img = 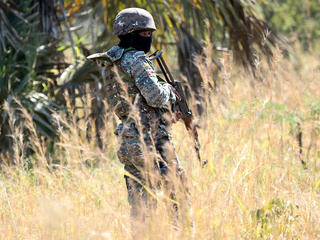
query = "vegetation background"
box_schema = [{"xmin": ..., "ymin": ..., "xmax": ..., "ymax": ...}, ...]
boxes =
[{"xmin": 0, "ymin": 0, "xmax": 320, "ymax": 239}]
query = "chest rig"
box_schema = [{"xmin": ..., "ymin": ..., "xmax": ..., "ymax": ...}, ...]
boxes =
[{"xmin": 104, "ymin": 49, "xmax": 140, "ymax": 120}]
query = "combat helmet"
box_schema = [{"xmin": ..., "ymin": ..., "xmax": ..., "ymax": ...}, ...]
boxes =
[{"xmin": 113, "ymin": 8, "xmax": 156, "ymax": 36}]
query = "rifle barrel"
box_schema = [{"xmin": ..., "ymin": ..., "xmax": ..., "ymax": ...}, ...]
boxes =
[{"xmin": 158, "ymin": 54, "xmax": 175, "ymax": 83}]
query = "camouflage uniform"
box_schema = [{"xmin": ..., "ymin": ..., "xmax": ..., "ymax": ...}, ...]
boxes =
[
  {"xmin": 88, "ymin": 8, "xmax": 186, "ymax": 225},
  {"xmin": 89, "ymin": 46, "xmax": 183, "ymax": 218}
]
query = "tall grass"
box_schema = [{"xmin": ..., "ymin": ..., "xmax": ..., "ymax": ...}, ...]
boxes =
[{"xmin": 1, "ymin": 46, "xmax": 320, "ymax": 239}]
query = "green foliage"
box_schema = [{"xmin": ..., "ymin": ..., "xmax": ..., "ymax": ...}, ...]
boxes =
[
  {"xmin": 0, "ymin": 0, "xmax": 315, "ymax": 161},
  {"xmin": 0, "ymin": 0, "xmax": 64, "ymax": 158},
  {"xmin": 261, "ymin": 0, "xmax": 320, "ymax": 51},
  {"xmin": 252, "ymin": 198, "xmax": 300, "ymax": 237},
  {"xmin": 309, "ymin": 100, "xmax": 320, "ymax": 117}
]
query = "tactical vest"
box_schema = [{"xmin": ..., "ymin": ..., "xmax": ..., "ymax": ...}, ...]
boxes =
[{"xmin": 104, "ymin": 50, "xmax": 139, "ymax": 119}]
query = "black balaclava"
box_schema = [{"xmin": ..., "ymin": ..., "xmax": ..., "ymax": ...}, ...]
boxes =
[{"xmin": 118, "ymin": 31, "xmax": 152, "ymax": 54}]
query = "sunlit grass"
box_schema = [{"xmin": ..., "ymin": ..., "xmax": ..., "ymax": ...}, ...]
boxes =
[{"xmin": 1, "ymin": 47, "xmax": 320, "ymax": 239}]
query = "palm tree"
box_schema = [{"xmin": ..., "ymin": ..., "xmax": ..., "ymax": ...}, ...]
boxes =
[
  {"xmin": 0, "ymin": 0, "xmax": 287, "ymax": 159},
  {"xmin": 0, "ymin": 0, "xmax": 65, "ymax": 160},
  {"xmin": 66, "ymin": 0, "xmax": 287, "ymax": 113},
  {"xmin": 60, "ymin": 0, "xmax": 287, "ymax": 113}
]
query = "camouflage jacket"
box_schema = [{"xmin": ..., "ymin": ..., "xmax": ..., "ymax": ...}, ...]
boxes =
[{"xmin": 88, "ymin": 46, "xmax": 177, "ymax": 139}]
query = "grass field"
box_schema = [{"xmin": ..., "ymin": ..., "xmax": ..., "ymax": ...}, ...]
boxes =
[{"xmin": 1, "ymin": 47, "xmax": 320, "ymax": 239}]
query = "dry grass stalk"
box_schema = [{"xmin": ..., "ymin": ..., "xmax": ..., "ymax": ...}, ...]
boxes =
[{"xmin": 0, "ymin": 45, "xmax": 320, "ymax": 239}]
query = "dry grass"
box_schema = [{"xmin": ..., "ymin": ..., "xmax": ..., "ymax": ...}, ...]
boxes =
[{"xmin": 1, "ymin": 46, "xmax": 320, "ymax": 239}]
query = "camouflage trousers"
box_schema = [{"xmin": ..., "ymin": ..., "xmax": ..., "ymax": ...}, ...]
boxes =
[{"xmin": 116, "ymin": 124, "xmax": 186, "ymax": 222}]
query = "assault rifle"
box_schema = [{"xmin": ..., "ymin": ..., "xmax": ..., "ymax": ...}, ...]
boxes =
[{"xmin": 149, "ymin": 50, "xmax": 207, "ymax": 167}]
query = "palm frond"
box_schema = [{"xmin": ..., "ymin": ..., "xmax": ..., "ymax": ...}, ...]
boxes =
[
  {"xmin": 38, "ymin": 0, "xmax": 59, "ymax": 38},
  {"xmin": 0, "ymin": 0, "xmax": 26, "ymax": 53}
]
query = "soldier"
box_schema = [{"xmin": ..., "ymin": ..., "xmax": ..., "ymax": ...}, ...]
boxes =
[{"xmin": 88, "ymin": 7, "xmax": 188, "ymax": 235}]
